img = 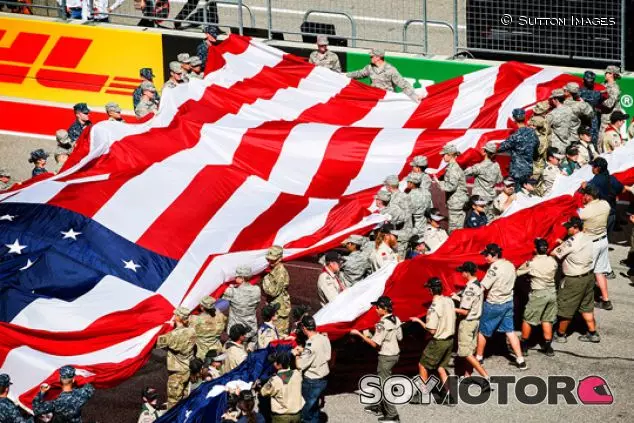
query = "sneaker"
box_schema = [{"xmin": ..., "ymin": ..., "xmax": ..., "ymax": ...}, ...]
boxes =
[
  {"xmin": 542, "ymin": 344, "xmax": 555, "ymax": 357},
  {"xmin": 364, "ymin": 406, "xmax": 382, "ymax": 416},
  {"xmin": 619, "ymin": 259, "xmax": 632, "ymax": 267},
  {"xmin": 378, "ymin": 416, "xmax": 400, "ymax": 422},
  {"xmin": 553, "ymin": 332, "xmax": 568, "ymax": 343},
  {"xmin": 605, "ymin": 271, "xmax": 616, "ymax": 280},
  {"xmin": 578, "ymin": 333, "xmax": 601, "ymax": 343},
  {"xmin": 595, "ymin": 300, "xmax": 614, "ymax": 310},
  {"xmin": 517, "ymin": 360, "xmax": 528, "ymax": 370}
]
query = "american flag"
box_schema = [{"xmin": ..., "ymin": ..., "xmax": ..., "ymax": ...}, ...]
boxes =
[{"xmin": 0, "ymin": 34, "xmax": 602, "ymax": 408}]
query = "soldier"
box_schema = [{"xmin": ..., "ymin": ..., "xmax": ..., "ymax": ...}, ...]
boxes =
[
  {"xmin": 223, "ymin": 324, "xmax": 248, "ymax": 373},
  {"xmin": 347, "ymin": 48, "xmax": 420, "ymax": 102},
  {"xmin": 551, "ymin": 217, "xmax": 600, "ymax": 343},
  {"xmin": 33, "ymin": 400, "xmax": 55, "ymax": 423},
  {"xmin": 406, "ymin": 173, "xmax": 432, "ymax": 235},
  {"xmin": 256, "ymin": 303, "xmax": 281, "ymax": 349},
  {"xmin": 137, "ymin": 387, "xmax": 164, "ymax": 423},
  {"xmin": 559, "ymin": 145, "xmax": 581, "ymax": 176},
  {"xmin": 374, "ymin": 191, "xmax": 406, "ymax": 245},
  {"xmin": 384, "ymin": 174, "xmax": 413, "ymax": 256},
  {"xmin": 133, "ymin": 68, "xmax": 160, "ymax": 110},
  {"xmin": 498, "ymin": 108, "xmax": 539, "ymax": 188},
  {"xmin": 537, "ymin": 147, "xmax": 565, "ymax": 197},
  {"xmin": 197, "ymin": 26, "xmax": 218, "ymax": 73},
  {"xmin": 54, "ymin": 148, "xmax": 70, "ymax": 172},
  {"xmin": 475, "ymin": 244, "xmax": 527, "ymax": 369},
  {"xmin": 29, "ymin": 149, "xmax": 49, "ymax": 178},
  {"xmin": 517, "ymin": 239, "xmax": 558, "ymax": 357},
  {"xmin": 308, "ymin": 35, "xmax": 342, "ymax": 73},
  {"xmin": 464, "ymin": 195, "xmax": 488, "ymax": 229},
  {"xmin": 223, "ymin": 265, "xmax": 261, "ymax": 341},
  {"xmin": 68, "ymin": 103, "xmax": 92, "ymax": 143},
  {"xmin": 156, "ymin": 307, "xmax": 196, "ymax": 409},
  {"xmin": 263, "ymin": 246, "xmax": 292, "ymax": 336},
  {"xmin": 163, "ymin": 62, "xmax": 185, "ymax": 91},
  {"xmin": 0, "ymin": 374, "xmax": 29, "ymax": 423},
  {"xmin": 105, "ymin": 102, "xmax": 123, "ymax": 122},
  {"xmin": 575, "ymin": 126, "xmax": 598, "ymax": 166},
  {"xmin": 563, "ymin": 82, "xmax": 594, "ymax": 144},
  {"xmin": 176, "ymin": 53, "xmax": 191, "ymax": 83},
  {"xmin": 546, "ymin": 89, "xmax": 574, "ymax": 153},
  {"xmin": 260, "ymin": 352, "xmax": 304, "ymax": 423},
  {"xmin": 0, "ymin": 169, "xmax": 12, "ymax": 191},
  {"xmin": 340, "ymin": 234, "xmax": 371, "ymax": 286},
  {"xmin": 491, "ymin": 177, "xmax": 516, "ymax": 217},
  {"xmin": 599, "ymin": 65, "xmax": 622, "ymax": 136},
  {"xmin": 528, "ymin": 101, "xmax": 551, "ymax": 177},
  {"xmin": 292, "ymin": 315, "xmax": 331, "ymax": 423},
  {"xmin": 33, "ymin": 365, "xmax": 95, "ymax": 423},
  {"xmin": 189, "ymin": 295, "xmax": 227, "ymax": 360},
  {"xmin": 601, "ymin": 111, "xmax": 629, "ymax": 153},
  {"xmin": 135, "ymin": 81, "xmax": 160, "ymax": 118},
  {"xmin": 188, "ymin": 56, "xmax": 204, "ymax": 80},
  {"xmin": 317, "ymin": 251, "xmax": 346, "ymax": 307},
  {"xmin": 579, "ymin": 70, "xmax": 603, "ymax": 146},
  {"xmin": 407, "ymin": 155, "xmax": 432, "ymax": 197},
  {"xmin": 349, "ymin": 296, "xmax": 402, "ymax": 422},
  {"xmin": 420, "ymin": 208, "xmax": 448, "ymax": 254},
  {"xmin": 56, "ymin": 129, "xmax": 74, "ymax": 153},
  {"xmin": 464, "ymin": 141, "xmax": 503, "ymax": 221},
  {"xmin": 432, "ymin": 144, "xmax": 468, "ymax": 233}
]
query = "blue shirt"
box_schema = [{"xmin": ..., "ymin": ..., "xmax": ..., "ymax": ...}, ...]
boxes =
[
  {"xmin": 32, "ymin": 167, "xmax": 48, "ymax": 178},
  {"xmin": 464, "ymin": 209, "xmax": 488, "ymax": 228},
  {"xmin": 588, "ymin": 173, "xmax": 624, "ymax": 211}
]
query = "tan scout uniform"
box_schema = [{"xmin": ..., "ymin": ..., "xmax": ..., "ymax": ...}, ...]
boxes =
[
  {"xmin": 317, "ymin": 268, "xmax": 346, "ymax": 307},
  {"xmin": 538, "ymin": 162, "xmax": 561, "ymax": 197},
  {"xmin": 189, "ymin": 298, "xmax": 227, "ymax": 360},
  {"xmin": 517, "ymin": 255, "xmax": 558, "ymax": 325},
  {"xmin": 552, "ymin": 232, "xmax": 595, "ymax": 319},
  {"xmin": 256, "ymin": 322, "xmax": 280, "ymax": 350},
  {"xmin": 420, "ymin": 226, "xmax": 448, "ymax": 254},
  {"xmin": 369, "ymin": 241, "xmax": 398, "ymax": 271},
  {"xmin": 297, "ymin": 333, "xmax": 331, "ymax": 379},
  {"xmin": 372, "ymin": 314, "xmax": 403, "ymax": 418},
  {"xmin": 157, "ymin": 316, "xmax": 197, "ymax": 409},
  {"xmin": 261, "ymin": 369, "xmax": 304, "ymax": 422},
  {"xmin": 308, "ymin": 50, "xmax": 341, "ymax": 73},
  {"xmin": 576, "ymin": 139, "xmax": 598, "ymax": 167},
  {"xmin": 480, "ymin": 259, "xmax": 516, "ymax": 304},
  {"xmin": 579, "ymin": 199, "xmax": 611, "ymax": 274},
  {"xmin": 420, "ymin": 296, "xmax": 455, "ymax": 369},
  {"xmin": 456, "ymin": 279, "xmax": 483, "ymax": 357},
  {"xmin": 223, "ymin": 340, "xmax": 247, "ymax": 374},
  {"xmin": 601, "ymin": 125, "xmax": 624, "ymax": 153},
  {"xmin": 264, "ymin": 246, "xmax": 291, "ymax": 336}
]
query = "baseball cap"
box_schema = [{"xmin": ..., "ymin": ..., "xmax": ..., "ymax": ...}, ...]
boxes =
[
  {"xmin": 371, "ymin": 295, "xmax": 393, "ymax": 309},
  {"xmin": 342, "ymin": 234, "xmax": 365, "ymax": 246},
  {"xmin": 483, "ymin": 141, "xmax": 498, "ymax": 154},
  {"xmin": 384, "ymin": 175, "xmax": 399, "ymax": 186},
  {"xmin": 605, "ymin": 65, "xmax": 621, "ymax": 78},
  {"xmin": 610, "ymin": 111, "xmax": 630, "ymax": 123},
  {"xmin": 583, "ymin": 70, "xmax": 596, "ymax": 81},
  {"xmin": 316, "ymin": 34, "xmax": 329, "ymax": 45},
  {"xmin": 140, "ymin": 68, "xmax": 155, "ymax": 80},
  {"xmin": 425, "ymin": 208, "xmax": 446, "ymax": 221},
  {"xmin": 472, "ymin": 195, "xmax": 487, "ymax": 206},
  {"xmin": 534, "ymin": 238, "xmax": 549, "ymax": 252},
  {"xmin": 550, "ymin": 88, "xmax": 565, "ymax": 98},
  {"xmin": 169, "ymin": 61, "xmax": 183, "ymax": 74},
  {"xmin": 480, "ymin": 243, "xmax": 502, "ymax": 256},
  {"xmin": 375, "ymin": 190, "xmax": 391, "ymax": 203},
  {"xmin": 512, "ymin": 108, "xmax": 526, "ymax": 121},
  {"xmin": 190, "ymin": 56, "xmax": 202, "ymax": 67},
  {"xmin": 55, "ymin": 129, "xmax": 71, "ymax": 144},
  {"xmin": 73, "ymin": 102, "xmax": 90, "ymax": 113},
  {"xmin": 0, "ymin": 374, "xmax": 12, "ymax": 387},
  {"xmin": 456, "ymin": 261, "xmax": 477, "ymax": 274},
  {"xmin": 59, "ymin": 365, "xmax": 76, "ymax": 379},
  {"xmin": 410, "ymin": 155, "xmax": 428, "ymax": 167},
  {"xmin": 424, "ymin": 277, "xmax": 443, "ymax": 289},
  {"xmin": 266, "ymin": 245, "xmax": 284, "ymax": 261},
  {"xmin": 177, "ymin": 53, "xmax": 191, "ymax": 64},
  {"xmin": 235, "ymin": 265, "xmax": 252, "ymax": 279},
  {"xmin": 578, "ymin": 126, "xmax": 591, "ymax": 136},
  {"xmin": 300, "ymin": 315, "xmax": 317, "ymax": 330},
  {"xmin": 140, "ymin": 80, "xmax": 156, "ymax": 92},
  {"xmin": 547, "ymin": 147, "xmax": 564, "ymax": 160},
  {"xmin": 563, "ymin": 216, "xmax": 584, "ymax": 229},
  {"xmin": 407, "ymin": 173, "xmax": 423, "ymax": 185},
  {"xmin": 564, "ymin": 82, "xmax": 580, "ymax": 94},
  {"xmin": 174, "ymin": 306, "xmax": 191, "ymax": 319},
  {"xmin": 440, "ymin": 144, "xmax": 460, "ymax": 155},
  {"xmin": 370, "ymin": 48, "xmax": 385, "ymax": 58},
  {"xmin": 105, "ymin": 102, "xmax": 121, "ymax": 113},
  {"xmin": 200, "ymin": 295, "xmax": 216, "ymax": 310},
  {"xmin": 503, "ymin": 177, "xmax": 515, "ymax": 187}
]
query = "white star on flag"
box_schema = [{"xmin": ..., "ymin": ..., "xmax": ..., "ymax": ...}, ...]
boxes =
[
  {"xmin": 122, "ymin": 259, "xmax": 141, "ymax": 272},
  {"xmin": 0, "ymin": 214, "xmax": 16, "ymax": 221},
  {"xmin": 20, "ymin": 259, "xmax": 35, "ymax": 271},
  {"xmin": 5, "ymin": 239, "xmax": 26, "ymax": 254},
  {"xmin": 61, "ymin": 228, "xmax": 82, "ymax": 240}
]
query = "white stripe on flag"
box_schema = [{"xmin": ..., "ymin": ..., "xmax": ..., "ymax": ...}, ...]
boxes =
[
  {"xmin": 352, "ymin": 91, "xmax": 420, "ymax": 128},
  {"xmin": 273, "ymin": 198, "xmax": 339, "ymax": 246}
]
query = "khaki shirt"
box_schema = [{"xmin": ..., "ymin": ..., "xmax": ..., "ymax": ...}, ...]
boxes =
[
  {"xmin": 481, "ymin": 258, "xmax": 516, "ymax": 304},
  {"xmin": 223, "ymin": 341, "xmax": 247, "ymax": 374},
  {"xmin": 579, "ymin": 199, "xmax": 610, "ymax": 240},
  {"xmin": 371, "ymin": 314, "xmax": 403, "ymax": 356},
  {"xmin": 458, "ymin": 279, "xmax": 483, "ymax": 320},
  {"xmin": 426, "ymin": 296, "xmax": 455, "ymax": 339},
  {"xmin": 421, "ymin": 226, "xmax": 448, "ymax": 253},
  {"xmin": 517, "ymin": 255, "xmax": 558, "ymax": 291},
  {"xmin": 256, "ymin": 322, "xmax": 279, "ymax": 350},
  {"xmin": 208, "ymin": 366, "xmax": 222, "ymax": 380},
  {"xmin": 156, "ymin": 325, "xmax": 196, "ymax": 373},
  {"xmin": 576, "ymin": 140, "xmax": 598, "ymax": 166},
  {"xmin": 261, "ymin": 369, "xmax": 305, "ymax": 415},
  {"xmin": 492, "ymin": 192, "xmax": 515, "ymax": 216},
  {"xmin": 601, "ymin": 126, "xmax": 623, "ymax": 153},
  {"xmin": 370, "ymin": 242, "xmax": 397, "ymax": 271},
  {"xmin": 552, "ymin": 232, "xmax": 594, "ymax": 276},
  {"xmin": 317, "ymin": 269, "xmax": 345, "ymax": 307},
  {"xmin": 297, "ymin": 333, "xmax": 331, "ymax": 379}
]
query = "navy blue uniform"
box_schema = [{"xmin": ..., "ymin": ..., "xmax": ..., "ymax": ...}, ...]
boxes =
[
  {"xmin": 32, "ymin": 384, "xmax": 95, "ymax": 423},
  {"xmin": 497, "ymin": 126, "xmax": 539, "ymax": 187},
  {"xmin": 0, "ymin": 397, "xmax": 29, "ymax": 423},
  {"xmin": 579, "ymin": 88, "xmax": 603, "ymax": 146},
  {"xmin": 67, "ymin": 120, "xmax": 91, "ymax": 143},
  {"xmin": 464, "ymin": 210, "xmax": 488, "ymax": 228},
  {"xmin": 32, "ymin": 167, "xmax": 47, "ymax": 178}
]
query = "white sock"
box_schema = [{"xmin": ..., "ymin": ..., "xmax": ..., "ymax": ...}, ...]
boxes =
[
  {"xmin": 476, "ymin": 355, "xmax": 483, "ymax": 361},
  {"xmin": 516, "ymin": 357, "xmax": 525, "ymax": 364}
]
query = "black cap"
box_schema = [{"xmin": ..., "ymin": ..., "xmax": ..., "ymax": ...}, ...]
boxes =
[
  {"xmin": 480, "ymin": 243, "xmax": 502, "ymax": 256},
  {"xmin": 610, "ymin": 111, "xmax": 630, "ymax": 123},
  {"xmin": 563, "ymin": 216, "xmax": 584, "ymax": 229},
  {"xmin": 142, "ymin": 386, "xmax": 160, "ymax": 401},
  {"xmin": 547, "ymin": 147, "xmax": 563, "ymax": 159},
  {"xmin": 0, "ymin": 374, "xmax": 11, "ymax": 388},
  {"xmin": 262, "ymin": 303, "xmax": 280, "ymax": 321},
  {"xmin": 301, "ymin": 315, "xmax": 317, "ymax": 330},
  {"xmin": 456, "ymin": 261, "xmax": 477, "ymax": 274},
  {"xmin": 73, "ymin": 102, "xmax": 90, "ymax": 114},
  {"xmin": 379, "ymin": 223, "xmax": 394, "ymax": 234},
  {"xmin": 424, "ymin": 277, "xmax": 443, "ymax": 289},
  {"xmin": 324, "ymin": 251, "xmax": 341, "ymax": 264},
  {"xmin": 577, "ymin": 126, "xmax": 591, "ymax": 136},
  {"xmin": 534, "ymin": 238, "xmax": 549, "ymax": 254},
  {"xmin": 371, "ymin": 295, "xmax": 393, "ymax": 309},
  {"xmin": 565, "ymin": 145, "xmax": 579, "ymax": 156},
  {"xmin": 583, "ymin": 70, "xmax": 596, "ymax": 81},
  {"xmin": 580, "ymin": 185, "xmax": 599, "ymax": 198},
  {"xmin": 239, "ymin": 390, "xmax": 255, "ymax": 401}
]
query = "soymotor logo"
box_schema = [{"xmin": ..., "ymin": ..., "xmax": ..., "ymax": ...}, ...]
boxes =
[{"xmin": 359, "ymin": 375, "xmax": 614, "ymax": 406}]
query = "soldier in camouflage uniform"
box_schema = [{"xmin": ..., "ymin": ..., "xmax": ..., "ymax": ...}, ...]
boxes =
[
  {"xmin": 498, "ymin": 108, "xmax": 539, "ymax": 188},
  {"xmin": 308, "ymin": 35, "xmax": 342, "ymax": 73},
  {"xmin": 347, "ymin": 48, "xmax": 420, "ymax": 102},
  {"xmin": 163, "ymin": 62, "xmax": 185, "ymax": 92},
  {"xmin": 0, "ymin": 169, "xmax": 12, "ymax": 191},
  {"xmin": 188, "ymin": 56, "xmax": 204, "ymax": 80},
  {"xmin": 563, "ymin": 82, "xmax": 594, "ymax": 144},
  {"xmin": 546, "ymin": 89, "xmax": 575, "ymax": 153},
  {"xmin": 528, "ymin": 101, "xmax": 551, "ymax": 177},
  {"xmin": 579, "ymin": 71, "xmax": 603, "ymax": 147},
  {"xmin": 189, "ymin": 295, "xmax": 227, "ymax": 360},
  {"xmin": 133, "ymin": 68, "xmax": 160, "ymax": 110},
  {"xmin": 156, "ymin": 307, "xmax": 196, "ymax": 409},
  {"xmin": 599, "ymin": 65, "xmax": 622, "ymax": 140},
  {"xmin": 433, "ymin": 144, "xmax": 468, "ymax": 234},
  {"xmin": 197, "ymin": 26, "xmax": 218, "ymax": 73},
  {"xmin": 223, "ymin": 265, "xmax": 261, "ymax": 341},
  {"xmin": 340, "ymin": 234, "xmax": 371, "ymax": 287},
  {"xmin": 263, "ymin": 246, "xmax": 291, "ymax": 335},
  {"xmin": 406, "ymin": 173, "xmax": 431, "ymax": 236},
  {"xmin": 464, "ymin": 141, "xmax": 503, "ymax": 221},
  {"xmin": 135, "ymin": 81, "xmax": 160, "ymax": 118},
  {"xmin": 67, "ymin": 103, "xmax": 92, "ymax": 143},
  {"xmin": 384, "ymin": 174, "xmax": 413, "ymax": 256},
  {"xmin": 33, "ymin": 365, "xmax": 95, "ymax": 423},
  {"xmin": 0, "ymin": 374, "xmax": 29, "ymax": 423},
  {"xmin": 176, "ymin": 53, "xmax": 191, "ymax": 83}
]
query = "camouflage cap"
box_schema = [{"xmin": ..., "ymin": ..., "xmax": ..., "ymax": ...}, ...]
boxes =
[
  {"xmin": 54, "ymin": 147, "xmax": 70, "ymax": 157},
  {"xmin": 564, "ymin": 82, "xmax": 580, "ymax": 94},
  {"xmin": 528, "ymin": 115, "xmax": 545, "ymax": 128},
  {"xmin": 0, "ymin": 168, "xmax": 10, "ymax": 177},
  {"xmin": 406, "ymin": 172, "xmax": 423, "ymax": 185},
  {"xmin": 0, "ymin": 374, "xmax": 11, "ymax": 387},
  {"xmin": 200, "ymin": 295, "xmax": 216, "ymax": 310},
  {"xmin": 533, "ymin": 100, "xmax": 550, "ymax": 115},
  {"xmin": 375, "ymin": 190, "xmax": 391, "ymax": 202},
  {"xmin": 550, "ymin": 88, "xmax": 564, "ymax": 98},
  {"xmin": 177, "ymin": 53, "xmax": 191, "ymax": 64},
  {"xmin": 483, "ymin": 141, "xmax": 498, "ymax": 154},
  {"xmin": 440, "ymin": 144, "xmax": 460, "ymax": 155},
  {"xmin": 174, "ymin": 306, "xmax": 191, "ymax": 319},
  {"xmin": 235, "ymin": 265, "xmax": 253, "ymax": 279},
  {"xmin": 384, "ymin": 174, "xmax": 399, "ymax": 186},
  {"xmin": 316, "ymin": 34, "xmax": 329, "ymax": 45},
  {"xmin": 410, "ymin": 155, "xmax": 428, "ymax": 167},
  {"xmin": 370, "ymin": 48, "xmax": 385, "ymax": 58},
  {"xmin": 266, "ymin": 245, "xmax": 284, "ymax": 260},
  {"xmin": 105, "ymin": 102, "xmax": 122, "ymax": 113},
  {"xmin": 169, "ymin": 61, "xmax": 183, "ymax": 74},
  {"xmin": 59, "ymin": 365, "xmax": 76, "ymax": 379},
  {"xmin": 342, "ymin": 234, "xmax": 365, "ymax": 246},
  {"xmin": 605, "ymin": 65, "xmax": 621, "ymax": 77},
  {"xmin": 140, "ymin": 67, "xmax": 155, "ymax": 80},
  {"xmin": 141, "ymin": 81, "xmax": 156, "ymax": 92},
  {"xmin": 190, "ymin": 56, "xmax": 202, "ymax": 67},
  {"xmin": 512, "ymin": 108, "xmax": 526, "ymax": 121},
  {"xmin": 55, "ymin": 129, "xmax": 71, "ymax": 144}
]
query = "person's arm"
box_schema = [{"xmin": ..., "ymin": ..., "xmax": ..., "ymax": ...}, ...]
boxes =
[
  {"xmin": 77, "ymin": 383, "xmax": 96, "ymax": 405},
  {"xmin": 333, "ymin": 55, "xmax": 342, "ymax": 73},
  {"xmin": 437, "ymin": 165, "xmax": 461, "ymax": 193},
  {"xmin": 349, "ymin": 328, "xmax": 379, "ymax": 349},
  {"xmin": 260, "ymin": 377, "xmax": 279, "ymax": 398},
  {"xmin": 391, "ymin": 71, "xmax": 419, "ymax": 102},
  {"xmin": 109, "ymin": 0, "xmax": 125, "ymax": 12},
  {"xmin": 516, "ymin": 261, "xmax": 531, "ymax": 277},
  {"xmin": 346, "ymin": 65, "xmax": 370, "ymax": 80},
  {"xmin": 463, "ymin": 162, "xmax": 480, "ymax": 177},
  {"xmin": 480, "ymin": 268, "xmax": 497, "ymax": 291},
  {"xmin": 496, "ymin": 133, "xmax": 516, "ymax": 153},
  {"xmin": 308, "ymin": 51, "xmax": 318, "ymax": 65}
]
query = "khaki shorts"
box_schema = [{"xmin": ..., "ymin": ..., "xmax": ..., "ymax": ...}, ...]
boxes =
[
  {"xmin": 420, "ymin": 337, "xmax": 453, "ymax": 370},
  {"xmin": 557, "ymin": 273, "xmax": 595, "ymax": 319},
  {"xmin": 457, "ymin": 319, "xmax": 479, "ymax": 357},
  {"xmin": 523, "ymin": 289, "xmax": 557, "ymax": 325}
]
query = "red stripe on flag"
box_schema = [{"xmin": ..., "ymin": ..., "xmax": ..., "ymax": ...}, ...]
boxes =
[{"xmin": 403, "ymin": 76, "xmax": 464, "ymax": 128}]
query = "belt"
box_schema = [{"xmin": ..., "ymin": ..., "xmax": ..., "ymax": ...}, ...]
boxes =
[
  {"xmin": 70, "ymin": 7, "xmax": 81, "ymax": 9},
  {"xmin": 567, "ymin": 271, "xmax": 592, "ymax": 278},
  {"xmin": 592, "ymin": 234, "xmax": 608, "ymax": 242}
]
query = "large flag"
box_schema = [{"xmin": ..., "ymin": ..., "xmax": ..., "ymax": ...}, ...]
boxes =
[{"xmin": 0, "ymin": 34, "xmax": 624, "ymax": 409}]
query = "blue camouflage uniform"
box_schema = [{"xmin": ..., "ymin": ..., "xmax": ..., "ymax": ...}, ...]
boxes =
[
  {"xmin": 32, "ymin": 167, "xmax": 48, "ymax": 178},
  {"xmin": 497, "ymin": 126, "xmax": 539, "ymax": 187},
  {"xmin": 32, "ymin": 366, "xmax": 94, "ymax": 423},
  {"xmin": 197, "ymin": 41, "xmax": 209, "ymax": 73},
  {"xmin": 579, "ymin": 88, "xmax": 602, "ymax": 147},
  {"xmin": 0, "ymin": 398, "xmax": 29, "ymax": 423},
  {"xmin": 67, "ymin": 120, "xmax": 91, "ymax": 143}
]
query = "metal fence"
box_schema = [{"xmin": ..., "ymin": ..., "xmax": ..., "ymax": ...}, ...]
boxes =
[{"xmin": 2, "ymin": 0, "xmax": 628, "ymax": 67}]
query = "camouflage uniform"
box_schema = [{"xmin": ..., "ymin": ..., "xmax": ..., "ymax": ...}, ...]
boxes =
[
  {"xmin": 547, "ymin": 105, "xmax": 575, "ymax": 152},
  {"xmin": 529, "ymin": 101, "xmax": 551, "ymax": 177},
  {"xmin": 263, "ymin": 246, "xmax": 291, "ymax": 335},
  {"xmin": 67, "ymin": 119, "xmax": 90, "ymax": 143},
  {"xmin": 135, "ymin": 98, "xmax": 159, "ymax": 118},
  {"xmin": 600, "ymin": 80, "xmax": 622, "ymax": 136},
  {"xmin": 222, "ymin": 271, "xmax": 261, "ymax": 339},
  {"xmin": 157, "ymin": 308, "xmax": 197, "ymax": 409},
  {"xmin": 437, "ymin": 161, "xmax": 468, "ymax": 233},
  {"xmin": 0, "ymin": 397, "xmax": 28, "ymax": 423},
  {"xmin": 309, "ymin": 50, "xmax": 342, "ymax": 73},
  {"xmin": 538, "ymin": 162, "xmax": 560, "ymax": 197},
  {"xmin": 464, "ymin": 156, "xmax": 502, "ymax": 221},
  {"xmin": 188, "ymin": 71, "xmax": 204, "ymax": 80},
  {"xmin": 406, "ymin": 173, "xmax": 432, "ymax": 236},
  {"xmin": 189, "ymin": 296, "xmax": 227, "ymax": 360},
  {"xmin": 347, "ymin": 57, "xmax": 418, "ymax": 102},
  {"xmin": 341, "ymin": 249, "xmax": 371, "ymax": 287},
  {"xmin": 32, "ymin": 377, "xmax": 95, "ymax": 423},
  {"xmin": 497, "ymin": 126, "xmax": 539, "ymax": 186},
  {"xmin": 389, "ymin": 187, "xmax": 414, "ymax": 255},
  {"xmin": 163, "ymin": 79, "xmax": 180, "ymax": 91},
  {"xmin": 134, "ymin": 85, "xmax": 161, "ymax": 109},
  {"xmin": 563, "ymin": 99, "xmax": 593, "ymax": 144}
]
